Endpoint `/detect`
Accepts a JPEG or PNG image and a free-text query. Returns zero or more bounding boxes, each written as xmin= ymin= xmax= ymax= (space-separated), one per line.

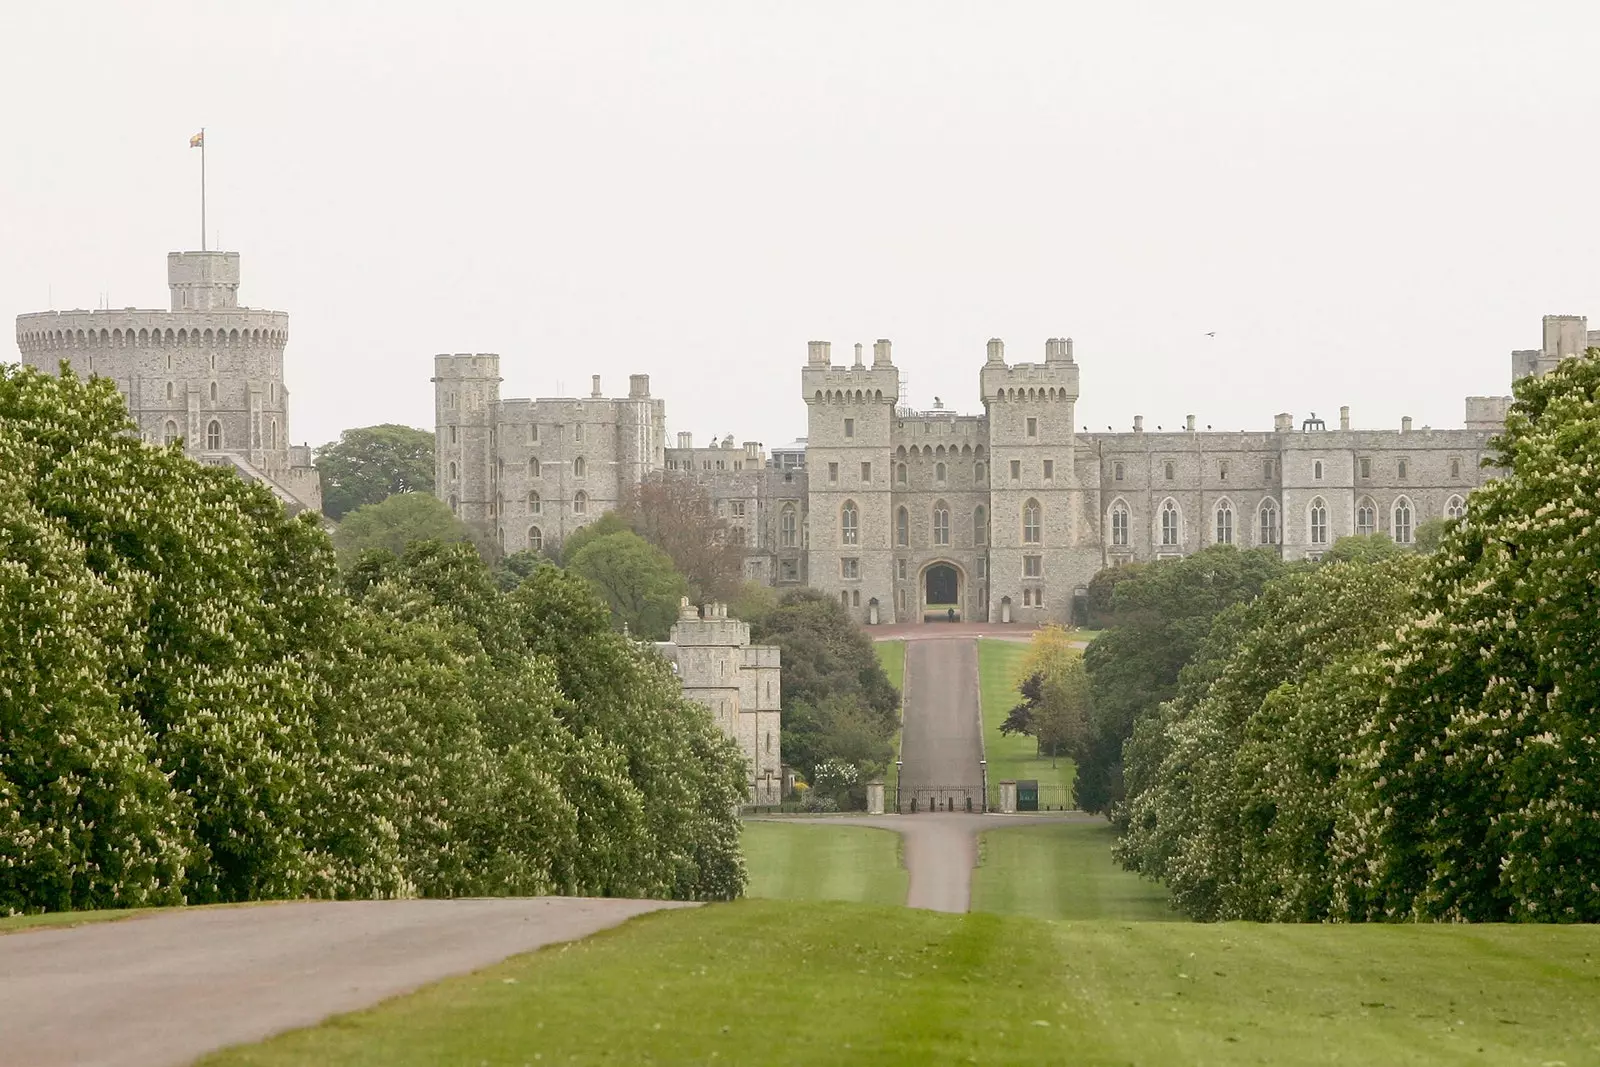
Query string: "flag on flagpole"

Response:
xmin=189 ymin=131 xmax=204 ymax=148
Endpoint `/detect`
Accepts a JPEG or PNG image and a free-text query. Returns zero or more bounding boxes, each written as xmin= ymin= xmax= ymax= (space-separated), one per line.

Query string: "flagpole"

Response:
xmin=200 ymin=127 xmax=207 ymax=251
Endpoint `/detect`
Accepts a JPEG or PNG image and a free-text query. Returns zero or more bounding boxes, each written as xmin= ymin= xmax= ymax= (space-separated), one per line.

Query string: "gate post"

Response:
xmin=999 ymin=780 xmax=1018 ymax=814
xmin=866 ymin=781 xmax=885 ymax=815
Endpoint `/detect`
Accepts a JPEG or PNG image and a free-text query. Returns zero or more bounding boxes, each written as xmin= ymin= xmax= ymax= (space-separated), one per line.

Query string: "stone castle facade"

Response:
xmin=653 ymin=600 xmax=783 ymax=804
xmin=14 ymin=251 xmax=321 ymax=514
xmin=435 ymin=315 xmax=1592 ymax=627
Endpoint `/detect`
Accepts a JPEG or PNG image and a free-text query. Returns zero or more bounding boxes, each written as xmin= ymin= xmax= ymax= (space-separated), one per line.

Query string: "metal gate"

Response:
xmin=893 ymin=785 xmax=983 ymax=813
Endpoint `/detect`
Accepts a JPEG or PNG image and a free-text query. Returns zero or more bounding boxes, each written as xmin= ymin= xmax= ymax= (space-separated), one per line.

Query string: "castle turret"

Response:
xmin=802 ymin=338 xmax=899 ymax=624
xmin=432 ymin=353 xmax=501 ymax=548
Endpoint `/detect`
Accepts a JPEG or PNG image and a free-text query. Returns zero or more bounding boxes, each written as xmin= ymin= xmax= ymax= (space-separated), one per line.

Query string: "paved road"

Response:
xmin=0 ymin=896 xmax=692 ymax=1067
xmin=898 ymin=638 xmax=984 ymax=804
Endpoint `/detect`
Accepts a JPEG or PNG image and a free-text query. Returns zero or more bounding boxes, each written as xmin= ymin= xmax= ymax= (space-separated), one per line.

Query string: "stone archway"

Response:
xmin=921 ymin=561 xmax=964 ymax=622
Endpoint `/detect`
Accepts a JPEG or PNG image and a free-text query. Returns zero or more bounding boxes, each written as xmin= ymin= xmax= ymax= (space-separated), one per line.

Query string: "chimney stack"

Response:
xmin=1133 ymin=415 xmax=1145 ymax=432
xmin=1185 ymin=414 xmax=1196 ymax=432
xmin=677 ymin=432 xmax=692 ymax=449
xmin=629 ymin=374 xmax=651 ymax=398
xmin=590 ymin=374 xmax=602 ymax=398
xmin=1274 ymin=412 xmax=1294 ymax=433
xmin=807 ymin=340 xmax=831 ymax=366
xmin=873 ymin=338 xmax=893 ymax=366
xmin=986 ymin=338 xmax=1005 ymax=364
xmin=853 ymin=342 xmax=865 ymax=368
xmin=1401 ymin=415 xmax=1413 ymax=433
xmin=1339 ymin=405 xmax=1350 ymax=430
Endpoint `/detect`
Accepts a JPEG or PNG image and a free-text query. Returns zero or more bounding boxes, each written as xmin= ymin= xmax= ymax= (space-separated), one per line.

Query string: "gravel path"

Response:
xmin=0 ymin=896 xmax=692 ymax=1067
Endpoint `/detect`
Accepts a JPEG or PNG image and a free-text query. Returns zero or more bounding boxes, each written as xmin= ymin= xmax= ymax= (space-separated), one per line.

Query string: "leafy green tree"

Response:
xmin=332 ymin=492 xmax=472 ymax=566
xmin=491 ymin=549 xmax=544 ymax=591
xmin=1084 ymin=563 xmax=1144 ymax=629
xmin=566 ymin=530 xmax=689 ymax=640
xmin=1321 ymin=532 xmax=1402 ymax=564
xmin=556 ymin=511 xmax=631 ymax=564
xmin=781 ymin=697 xmax=894 ymax=797
xmin=1348 ymin=351 xmax=1600 ymax=921
xmin=727 ymin=581 xmax=779 ymax=628
xmin=1115 ymin=556 xmax=1421 ymax=921
xmin=314 ymin=424 xmax=435 ymax=520
xmin=1411 ymin=517 xmax=1449 ymax=554
xmin=1079 ymin=547 xmax=1285 ymax=817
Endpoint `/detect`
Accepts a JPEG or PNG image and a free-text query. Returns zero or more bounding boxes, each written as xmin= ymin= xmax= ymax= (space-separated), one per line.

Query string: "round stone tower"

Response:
xmin=14 ymin=251 xmax=319 ymax=513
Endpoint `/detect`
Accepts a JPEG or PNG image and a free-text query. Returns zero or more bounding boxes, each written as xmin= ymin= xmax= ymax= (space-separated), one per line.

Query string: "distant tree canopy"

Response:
xmin=751 ymin=589 xmax=900 ymax=798
xmin=1079 ymin=546 xmax=1286 ymax=816
xmin=332 ymin=492 xmax=472 ymax=566
xmin=622 ymin=474 xmax=744 ymax=601
xmin=314 ymin=424 xmax=435 ymax=520
xmin=565 ymin=530 xmax=689 ymax=640
xmin=1001 ymin=626 xmax=1091 ymax=767
xmin=0 ymin=366 xmax=746 ymax=915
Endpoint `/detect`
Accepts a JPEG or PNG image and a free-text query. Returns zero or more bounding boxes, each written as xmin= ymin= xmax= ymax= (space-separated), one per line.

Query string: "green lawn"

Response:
xmin=978 ymin=638 xmax=1075 ymax=801
xmin=971 ymin=821 xmax=1175 ymax=921
xmin=200 ymin=899 xmax=1600 ymax=1067
xmin=0 ymin=908 xmax=147 ymax=934
xmin=742 ymin=821 xmax=907 ymax=906
xmin=874 ymin=639 xmax=905 ymax=799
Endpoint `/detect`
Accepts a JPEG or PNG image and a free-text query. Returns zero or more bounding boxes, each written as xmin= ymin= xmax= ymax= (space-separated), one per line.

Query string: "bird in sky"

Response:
xmin=1205 ymin=331 xmax=1216 ymax=338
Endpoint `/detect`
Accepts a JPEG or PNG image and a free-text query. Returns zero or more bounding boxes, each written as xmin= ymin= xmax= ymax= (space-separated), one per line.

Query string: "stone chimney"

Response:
xmin=986 ymin=338 xmax=1005 ymax=364
xmin=590 ymin=375 xmax=602 ymax=398
xmin=873 ymin=339 xmax=893 ymax=366
xmin=1133 ymin=415 xmax=1144 ymax=432
xmin=677 ymin=432 xmax=692 ymax=449
xmin=1185 ymin=414 xmax=1196 ymax=432
xmin=853 ymin=342 xmax=865 ymax=368
xmin=630 ymin=374 xmax=650 ymax=398
xmin=807 ymin=340 xmax=831 ymax=366
xmin=1401 ymin=415 xmax=1413 ymax=433
xmin=1339 ymin=405 xmax=1350 ymax=430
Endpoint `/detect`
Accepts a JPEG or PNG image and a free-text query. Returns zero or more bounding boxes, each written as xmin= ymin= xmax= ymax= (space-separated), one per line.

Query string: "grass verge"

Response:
xmin=742 ymin=821 xmax=907 ymax=906
xmin=199 ymin=899 xmax=1600 ymax=1067
xmin=978 ymin=638 xmax=1075 ymax=800
xmin=0 ymin=908 xmax=149 ymax=935
xmin=971 ymin=821 xmax=1174 ymax=921
xmin=874 ymin=639 xmax=905 ymax=799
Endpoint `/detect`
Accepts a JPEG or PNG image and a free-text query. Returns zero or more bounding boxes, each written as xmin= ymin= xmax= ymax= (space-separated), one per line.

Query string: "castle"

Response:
xmin=433 ymin=315 xmax=1593 ymax=626
xmin=14 ymin=251 xmax=321 ymax=514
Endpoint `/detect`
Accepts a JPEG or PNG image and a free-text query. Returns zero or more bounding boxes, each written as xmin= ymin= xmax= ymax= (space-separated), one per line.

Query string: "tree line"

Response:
xmin=1077 ymin=352 xmax=1600 ymax=922
xmin=0 ymin=367 xmax=747 ymax=915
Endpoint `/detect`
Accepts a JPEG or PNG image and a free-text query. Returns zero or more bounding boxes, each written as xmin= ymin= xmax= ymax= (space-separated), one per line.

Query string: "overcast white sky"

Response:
xmin=3 ymin=2 xmax=1597 ymax=449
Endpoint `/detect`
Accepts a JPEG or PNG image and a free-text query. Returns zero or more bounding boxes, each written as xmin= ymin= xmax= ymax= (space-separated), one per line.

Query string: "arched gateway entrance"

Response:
xmin=921 ymin=561 xmax=964 ymax=622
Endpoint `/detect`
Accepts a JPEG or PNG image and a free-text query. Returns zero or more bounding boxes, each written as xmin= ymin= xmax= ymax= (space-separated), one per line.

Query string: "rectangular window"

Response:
xmin=1398 ymin=459 xmax=1409 ymax=480
xmin=449 ymin=425 xmax=458 ymax=444
xmin=977 ymin=557 xmax=987 ymax=578
xmin=861 ymin=461 xmax=872 ymax=482
xmin=841 ymin=557 xmax=859 ymax=580
xmin=828 ymin=462 xmax=838 ymax=483
xmin=731 ymin=500 xmax=745 ymax=518
xmin=844 ymin=418 xmax=855 ymax=438
xmin=1024 ymin=555 xmax=1042 ymax=577
xmin=1026 ymin=417 xmax=1038 ymax=437
xmin=779 ymin=559 xmax=799 ymax=581
xmin=897 ymin=558 xmax=907 ymax=580
xmin=852 ymin=590 xmax=860 ymax=607
xmin=1218 ymin=460 xmax=1228 ymax=481
xmin=1113 ymin=461 xmax=1124 ymax=481
xmin=529 ymin=424 xmax=538 ymax=443
xmin=1359 ymin=457 xmax=1370 ymax=478
xmin=575 ymin=424 xmax=585 ymax=443
xmin=1043 ymin=459 xmax=1054 ymax=481
xmin=1263 ymin=459 xmax=1275 ymax=480
xmin=1010 ymin=459 xmax=1021 ymax=480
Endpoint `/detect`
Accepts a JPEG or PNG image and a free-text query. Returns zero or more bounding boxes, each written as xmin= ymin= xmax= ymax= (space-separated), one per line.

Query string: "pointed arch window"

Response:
xmin=205 ymin=419 xmax=222 ymax=450
xmin=1356 ymin=499 xmax=1376 ymax=536
xmin=528 ymin=526 xmax=543 ymax=551
xmin=1160 ymin=500 xmax=1180 ymax=546
xmin=933 ymin=501 xmax=950 ymax=546
xmin=573 ymin=457 xmax=586 ymax=478
xmin=780 ymin=504 xmax=798 ymax=547
xmin=1445 ymin=494 xmax=1465 ymax=520
xmin=1309 ymin=497 xmax=1329 ymax=544
xmin=1023 ymin=499 xmax=1042 ymax=544
xmin=935 ymin=462 xmax=946 ymax=483
xmin=449 ymin=461 xmax=458 ymax=480
xmin=896 ymin=506 xmax=909 ymax=547
xmin=896 ymin=462 xmax=907 ymax=485
xmin=208 ymin=381 xmax=218 ymax=402
xmin=1258 ymin=500 xmax=1280 ymax=545
xmin=528 ymin=491 xmax=541 ymax=514
xmin=574 ymin=490 xmax=589 ymax=515
xmin=1111 ymin=503 xmax=1130 ymax=546
xmin=1393 ymin=497 xmax=1413 ymax=543
xmin=1313 ymin=460 xmax=1324 ymax=480
xmin=1450 ymin=458 xmax=1461 ymax=480
xmin=163 ymin=419 xmax=180 ymax=446
xmin=841 ymin=501 xmax=859 ymax=545
xmin=529 ymin=457 xmax=541 ymax=477
xmin=166 ymin=380 xmax=175 ymax=400
xmin=974 ymin=505 xmax=987 ymax=546
xmin=1215 ymin=500 xmax=1234 ymax=545
xmin=974 ymin=461 xmax=986 ymax=483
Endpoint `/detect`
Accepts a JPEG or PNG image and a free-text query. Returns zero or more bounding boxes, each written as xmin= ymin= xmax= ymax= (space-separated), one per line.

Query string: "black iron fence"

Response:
xmin=986 ymin=783 xmax=1076 ymax=812
xmin=892 ymin=785 xmax=983 ymax=814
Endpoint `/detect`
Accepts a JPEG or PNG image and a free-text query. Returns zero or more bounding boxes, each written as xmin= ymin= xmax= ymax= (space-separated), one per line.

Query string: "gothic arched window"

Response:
xmin=163 ymin=419 xmax=179 ymax=446
xmin=1215 ymin=500 xmax=1234 ymax=545
xmin=896 ymin=506 xmax=909 ymax=547
xmin=1393 ymin=497 xmax=1413 ymax=543
xmin=573 ymin=457 xmax=586 ymax=478
xmin=896 ymin=462 xmax=907 ymax=485
xmin=974 ymin=505 xmax=987 ymax=546
xmin=573 ymin=490 xmax=589 ymax=515
xmin=975 ymin=461 xmax=986 ymax=483
xmin=1445 ymin=494 xmax=1465 ymax=520
xmin=780 ymin=504 xmax=798 ymax=547
xmin=841 ymin=501 xmax=859 ymax=545
xmin=933 ymin=501 xmax=950 ymax=546
xmin=1160 ymin=500 xmax=1180 ymax=546
xmin=529 ymin=457 xmax=541 ymax=477
xmin=208 ymin=381 xmax=218 ymax=402
xmin=1023 ymin=499 xmax=1042 ymax=544
xmin=205 ymin=419 xmax=222 ymax=450
xmin=528 ymin=491 xmax=541 ymax=514
xmin=1258 ymin=500 xmax=1280 ymax=545
xmin=1111 ymin=503 xmax=1130 ymax=546
xmin=935 ymin=462 xmax=946 ymax=483
xmin=1356 ymin=499 xmax=1376 ymax=535
xmin=1309 ymin=497 xmax=1329 ymax=544
xmin=528 ymin=526 xmax=543 ymax=551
